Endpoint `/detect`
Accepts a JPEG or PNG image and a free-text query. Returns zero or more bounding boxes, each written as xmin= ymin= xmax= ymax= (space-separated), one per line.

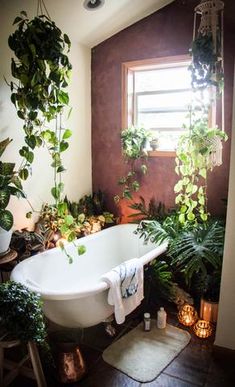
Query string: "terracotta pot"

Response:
xmin=56 ymin=343 xmax=86 ymax=384
xmin=200 ymin=298 xmax=219 ymax=323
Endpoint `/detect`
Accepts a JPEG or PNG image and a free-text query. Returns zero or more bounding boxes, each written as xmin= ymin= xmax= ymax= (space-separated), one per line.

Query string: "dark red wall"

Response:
xmin=91 ymin=0 xmax=234 ymax=222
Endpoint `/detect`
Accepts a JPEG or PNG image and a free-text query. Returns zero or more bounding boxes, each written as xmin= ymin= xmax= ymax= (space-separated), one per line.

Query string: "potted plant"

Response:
xmin=150 ymin=136 xmax=159 ymax=151
xmin=189 ymin=32 xmax=224 ymax=91
xmin=0 ymin=138 xmax=25 ymax=255
xmin=0 ymin=281 xmax=47 ymax=343
xmin=135 ymin=216 xmax=225 ymax=321
xmin=115 ymin=126 xmax=152 ymax=202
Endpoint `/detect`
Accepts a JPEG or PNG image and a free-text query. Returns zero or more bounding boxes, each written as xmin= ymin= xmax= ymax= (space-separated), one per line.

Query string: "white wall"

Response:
xmin=0 ymin=1 xmax=91 ymax=230
xmin=215 ymin=68 xmax=235 ymax=350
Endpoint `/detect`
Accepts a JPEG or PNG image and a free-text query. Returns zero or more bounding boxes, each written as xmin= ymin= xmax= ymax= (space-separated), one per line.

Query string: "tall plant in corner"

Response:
xmin=8 ymin=10 xmax=72 ymax=205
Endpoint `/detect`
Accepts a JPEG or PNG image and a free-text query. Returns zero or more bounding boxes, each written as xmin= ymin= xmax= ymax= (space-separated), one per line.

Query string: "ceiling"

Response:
xmin=1 ymin=0 xmax=175 ymax=47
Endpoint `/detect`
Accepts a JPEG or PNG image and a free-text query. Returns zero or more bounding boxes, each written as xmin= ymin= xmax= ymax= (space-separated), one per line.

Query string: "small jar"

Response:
xmin=144 ymin=312 xmax=151 ymax=331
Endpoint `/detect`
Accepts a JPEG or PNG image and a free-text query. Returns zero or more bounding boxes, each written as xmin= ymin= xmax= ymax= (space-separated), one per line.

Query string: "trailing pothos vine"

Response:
xmin=8 ymin=11 xmax=72 ymax=205
xmin=174 ymin=105 xmax=227 ymax=225
xmin=7 ymin=10 xmax=87 ymax=259
xmin=114 ymin=126 xmax=152 ymax=203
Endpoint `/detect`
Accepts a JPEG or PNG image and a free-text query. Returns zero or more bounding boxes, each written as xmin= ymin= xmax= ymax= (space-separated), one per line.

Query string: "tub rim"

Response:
xmin=10 ymin=223 xmax=168 ymax=300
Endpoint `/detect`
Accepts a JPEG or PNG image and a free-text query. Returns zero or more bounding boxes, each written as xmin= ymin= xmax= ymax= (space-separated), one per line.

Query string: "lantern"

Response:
xmin=193 ymin=319 xmax=213 ymax=338
xmin=178 ymin=304 xmax=198 ymax=327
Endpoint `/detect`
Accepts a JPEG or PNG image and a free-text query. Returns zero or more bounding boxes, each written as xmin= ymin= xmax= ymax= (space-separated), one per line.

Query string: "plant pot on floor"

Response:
xmin=200 ymin=298 xmax=219 ymax=323
xmin=0 ymin=227 xmax=12 ymax=255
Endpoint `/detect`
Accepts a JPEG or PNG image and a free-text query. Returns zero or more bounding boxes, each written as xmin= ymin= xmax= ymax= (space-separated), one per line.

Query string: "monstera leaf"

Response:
xmin=0 ymin=210 xmax=13 ymax=231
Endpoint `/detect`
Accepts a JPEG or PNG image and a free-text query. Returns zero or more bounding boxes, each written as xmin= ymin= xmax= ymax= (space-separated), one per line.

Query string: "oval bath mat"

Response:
xmin=102 ymin=322 xmax=191 ymax=383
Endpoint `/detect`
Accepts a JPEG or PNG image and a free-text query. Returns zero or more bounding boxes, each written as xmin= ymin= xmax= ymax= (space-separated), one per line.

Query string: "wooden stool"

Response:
xmin=0 ymin=250 xmax=18 ymax=282
xmin=0 ymin=333 xmax=47 ymax=387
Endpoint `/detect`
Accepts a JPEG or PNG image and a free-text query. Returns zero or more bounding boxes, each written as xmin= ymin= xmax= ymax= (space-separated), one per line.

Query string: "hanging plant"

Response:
xmin=190 ymin=0 xmax=224 ymax=92
xmin=114 ymin=126 xmax=152 ymax=203
xmin=8 ymin=10 xmax=72 ymax=204
xmin=174 ymin=107 xmax=227 ymax=225
xmin=189 ymin=32 xmax=223 ymax=91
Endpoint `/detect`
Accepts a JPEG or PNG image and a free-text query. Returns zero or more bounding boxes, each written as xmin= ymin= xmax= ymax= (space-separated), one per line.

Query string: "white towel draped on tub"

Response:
xmin=101 ymin=258 xmax=144 ymax=324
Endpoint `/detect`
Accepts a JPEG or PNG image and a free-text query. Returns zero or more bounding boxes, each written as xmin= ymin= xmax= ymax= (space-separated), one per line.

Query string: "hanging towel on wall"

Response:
xmin=101 ymin=258 xmax=144 ymax=324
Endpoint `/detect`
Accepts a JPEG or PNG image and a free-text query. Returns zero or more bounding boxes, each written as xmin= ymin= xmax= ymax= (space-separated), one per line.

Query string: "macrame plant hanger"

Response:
xmin=37 ymin=0 xmax=51 ymax=18
xmin=192 ymin=0 xmax=225 ymax=169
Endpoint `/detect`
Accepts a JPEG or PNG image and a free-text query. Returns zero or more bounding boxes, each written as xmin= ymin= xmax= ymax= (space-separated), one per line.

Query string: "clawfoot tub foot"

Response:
xmin=103 ymin=315 xmax=116 ymax=337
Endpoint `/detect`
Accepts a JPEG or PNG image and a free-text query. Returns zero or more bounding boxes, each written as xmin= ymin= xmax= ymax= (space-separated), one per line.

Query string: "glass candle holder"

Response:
xmin=193 ymin=319 xmax=213 ymax=338
xmin=178 ymin=304 xmax=198 ymax=327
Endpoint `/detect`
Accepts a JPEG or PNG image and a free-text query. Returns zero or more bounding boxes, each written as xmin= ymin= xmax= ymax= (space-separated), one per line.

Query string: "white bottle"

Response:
xmin=157 ymin=307 xmax=167 ymax=329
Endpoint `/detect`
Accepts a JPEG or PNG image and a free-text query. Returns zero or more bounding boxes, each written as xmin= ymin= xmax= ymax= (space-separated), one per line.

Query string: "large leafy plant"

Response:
xmin=0 ymin=138 xmax=25 ymax=230
xmin=136 ymin=217 xmax=225 ymax=299
xmin=8 ymin=11 xmax=72 ymax=204
xmin=115 ymin=126 xmax=152 ymax=202
xmin=0 ymin=281 xmax=46 ymax=343
xmin=168 ymin=220 xmax=224 ymax=287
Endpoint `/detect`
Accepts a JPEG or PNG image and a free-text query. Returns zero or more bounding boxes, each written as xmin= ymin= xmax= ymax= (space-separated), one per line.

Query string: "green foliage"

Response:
xmin=169 ymin=220 xmax=224 ymax=287
xmin=39 ymin=192 xmax=114 ymax=262
xmin=189 ymin=33 xmax=224 ymax=91
xmin=8 ymin=11 xmax=72 ymax=204
xmin=121 ymin=126 xmax=152 ymax=159
xmin=174 ymin=106 xmax=227 ymax=225
xmin=116 ymin=126 xmax=152 ymax=202
xmin=65 ymin=190 xmax=107 ymax=218
xmin=0 ymin=281 xmax=46 ymax=343
xmin=135 ymin=214 xmax=185 ymax=246
xmin=150 ymin=259 xmax=176 ymax=301
xmin=135 ymin=215 xmax=225 ymax=299
xmin=0 ymin=138 xmax=25 ymax=230
xmin=128 ymin=196 xmax=168 ymax=221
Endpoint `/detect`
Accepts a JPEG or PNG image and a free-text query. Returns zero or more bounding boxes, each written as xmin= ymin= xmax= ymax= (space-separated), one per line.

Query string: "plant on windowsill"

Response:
xmin=114 ymin=126 xmax=152 ymax=203
xmin=0 ymin=138 xmax=25 ymax=255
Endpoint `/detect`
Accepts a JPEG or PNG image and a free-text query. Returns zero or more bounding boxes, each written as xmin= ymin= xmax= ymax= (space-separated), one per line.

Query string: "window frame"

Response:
xmin=122 ymin=55 xmax=195 ymax=157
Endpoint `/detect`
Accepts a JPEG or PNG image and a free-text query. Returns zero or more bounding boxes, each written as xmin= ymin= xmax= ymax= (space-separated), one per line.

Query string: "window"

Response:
xmin=122 ymin=56 xmax=193 ymax=154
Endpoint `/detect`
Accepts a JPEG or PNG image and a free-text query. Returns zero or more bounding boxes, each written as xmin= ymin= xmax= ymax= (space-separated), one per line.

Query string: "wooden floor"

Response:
xmin=8 ymin=306 xmax=235 ymax=387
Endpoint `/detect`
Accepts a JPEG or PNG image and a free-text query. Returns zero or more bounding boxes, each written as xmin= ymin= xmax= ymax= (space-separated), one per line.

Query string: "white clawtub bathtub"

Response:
xmin=11 ymin=224 xmax=167 ymax=328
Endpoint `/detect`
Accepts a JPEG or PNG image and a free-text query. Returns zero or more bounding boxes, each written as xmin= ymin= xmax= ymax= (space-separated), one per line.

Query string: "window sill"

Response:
xmin=148 ymin=150 xmax=176 ymax=157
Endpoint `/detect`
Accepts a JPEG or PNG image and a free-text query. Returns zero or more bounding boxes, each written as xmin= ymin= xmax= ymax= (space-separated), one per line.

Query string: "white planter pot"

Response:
xmin=0 ymin=227 xmax=13 ymax=255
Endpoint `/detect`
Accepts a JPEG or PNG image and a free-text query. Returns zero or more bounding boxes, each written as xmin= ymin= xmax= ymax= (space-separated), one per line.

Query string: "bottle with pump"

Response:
xmin=157 ymin=307 xmax=167 ymax=329
xmin=144 ymin=312 xmax=151 ymax=331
